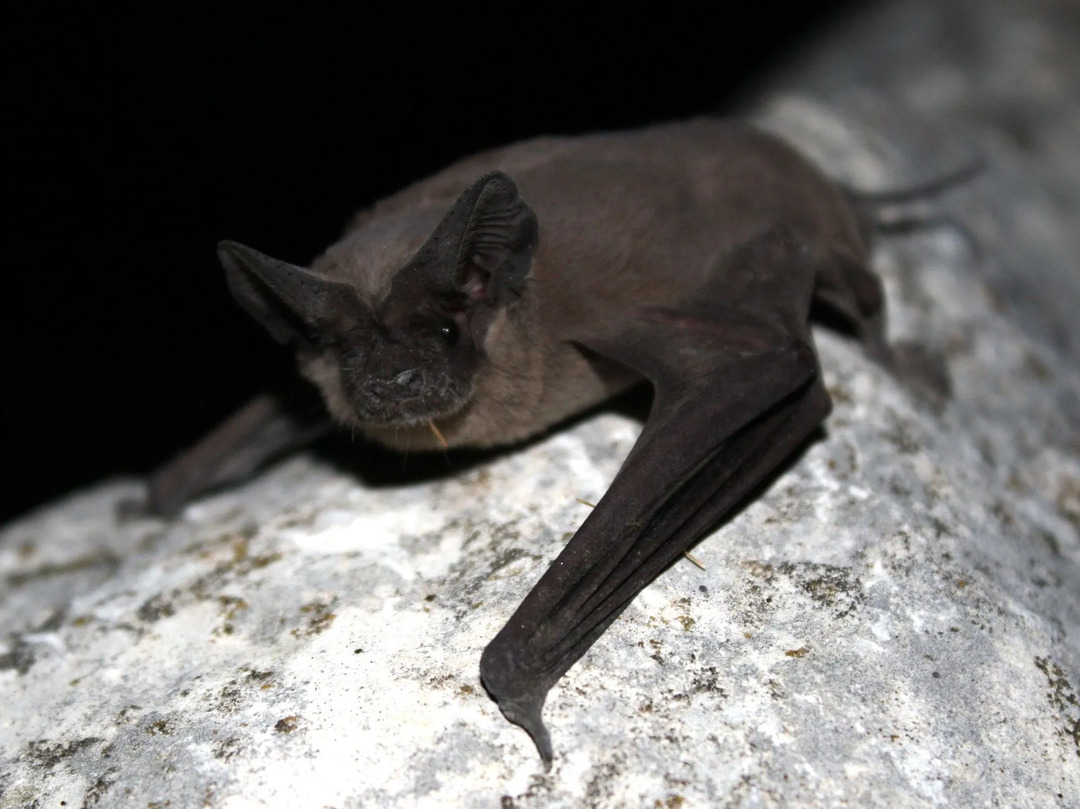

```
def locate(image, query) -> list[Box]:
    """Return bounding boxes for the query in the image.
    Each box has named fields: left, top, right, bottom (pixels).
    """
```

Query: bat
left=147, top=118, right=962, bottom=765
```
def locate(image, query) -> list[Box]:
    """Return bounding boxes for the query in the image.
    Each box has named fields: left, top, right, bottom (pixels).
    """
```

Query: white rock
left=3, top=0, right=1078, bottom=805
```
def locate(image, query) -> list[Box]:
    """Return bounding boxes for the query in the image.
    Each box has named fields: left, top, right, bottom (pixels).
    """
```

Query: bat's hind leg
left=811, top=254, right=889, bottom=358
left=812, top=255, right=950, bottom=401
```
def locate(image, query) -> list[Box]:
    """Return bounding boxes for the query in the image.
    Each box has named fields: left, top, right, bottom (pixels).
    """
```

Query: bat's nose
left=361, top=368, right=423, bottom=409
left=392, top=369, right=417, bottom=387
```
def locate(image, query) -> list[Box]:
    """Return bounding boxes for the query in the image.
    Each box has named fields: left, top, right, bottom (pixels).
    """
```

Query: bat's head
left=219, top=171, right=538, bottom=431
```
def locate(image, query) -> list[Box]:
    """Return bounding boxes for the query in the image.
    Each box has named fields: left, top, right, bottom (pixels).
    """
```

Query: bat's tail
left=843, top=156, right=986, bottom=207
left=845, top=156, right=985, bottom=253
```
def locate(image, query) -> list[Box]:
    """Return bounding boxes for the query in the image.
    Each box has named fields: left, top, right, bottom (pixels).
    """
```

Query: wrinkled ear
left=399, top=171, right=538, bottom=307
left=219, top=241, right=358, bottom=344
left=458, top=171, right=539, bottom=304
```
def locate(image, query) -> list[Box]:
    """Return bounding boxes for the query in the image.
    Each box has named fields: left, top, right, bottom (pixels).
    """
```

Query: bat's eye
left=438, top=321, right=458, bottom=345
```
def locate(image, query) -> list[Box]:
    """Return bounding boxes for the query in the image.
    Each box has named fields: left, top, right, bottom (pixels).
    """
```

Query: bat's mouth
left=354, top=395, right=470, bottom=452
left=354, top=401, right=459, bottom=427
left=351, top=376, right=470, bottom=427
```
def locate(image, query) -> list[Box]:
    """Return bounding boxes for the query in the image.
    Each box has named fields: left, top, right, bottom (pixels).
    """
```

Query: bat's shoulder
left=348, top=118, right=806, bottom=232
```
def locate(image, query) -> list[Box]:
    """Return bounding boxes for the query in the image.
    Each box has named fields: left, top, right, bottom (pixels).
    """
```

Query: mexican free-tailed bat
left=148, top=118, right=963, bottom=765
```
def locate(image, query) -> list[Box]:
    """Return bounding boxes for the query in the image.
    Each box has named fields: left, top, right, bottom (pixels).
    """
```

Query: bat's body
left=149, top=118, right=942, bottom=765
left=301, top=120, right=867, bottom=452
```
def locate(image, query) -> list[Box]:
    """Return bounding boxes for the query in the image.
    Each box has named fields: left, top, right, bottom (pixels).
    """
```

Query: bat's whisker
left=428, top=419, right=449, bottom=448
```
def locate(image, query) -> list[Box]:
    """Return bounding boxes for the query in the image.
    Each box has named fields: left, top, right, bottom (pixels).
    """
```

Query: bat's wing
left=479, top=225, right=834, bottom=765
left=146, top=388, right=332, bottom=516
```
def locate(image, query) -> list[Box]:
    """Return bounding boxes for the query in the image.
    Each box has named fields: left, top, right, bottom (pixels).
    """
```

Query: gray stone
left=2, top=0, right=1078, bottom=805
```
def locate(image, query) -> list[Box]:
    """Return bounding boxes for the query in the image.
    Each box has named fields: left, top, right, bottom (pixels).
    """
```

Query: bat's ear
left=401, top=171, right=538, bottom=307
left=456, top=171, right=539, bottom=304
left=218, top=241, right=358, bottom=344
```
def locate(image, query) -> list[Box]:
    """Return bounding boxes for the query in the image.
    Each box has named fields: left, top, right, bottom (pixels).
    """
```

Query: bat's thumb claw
left=480, top=643, right=555, bottom=766
left=494, top=692, right=553, bottom=767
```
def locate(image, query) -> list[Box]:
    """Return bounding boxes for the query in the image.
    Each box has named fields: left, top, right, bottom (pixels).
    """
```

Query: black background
left=6, top=1, right=864, bottom=523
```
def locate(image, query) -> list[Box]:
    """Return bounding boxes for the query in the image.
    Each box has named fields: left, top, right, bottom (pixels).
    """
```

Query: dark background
left=5, top=1, right=864, bottom=523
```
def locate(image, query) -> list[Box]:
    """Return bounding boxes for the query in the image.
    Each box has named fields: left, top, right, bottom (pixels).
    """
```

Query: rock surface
left=3, top=0, right=1079, bottom=806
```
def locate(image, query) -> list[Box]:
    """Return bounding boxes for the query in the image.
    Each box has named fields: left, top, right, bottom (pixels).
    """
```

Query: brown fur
left=295, top=118, right=866, bottom=451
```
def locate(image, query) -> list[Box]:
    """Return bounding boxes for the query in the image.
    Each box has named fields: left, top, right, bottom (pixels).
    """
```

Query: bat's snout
left=354, top=369, right=425, bottom=415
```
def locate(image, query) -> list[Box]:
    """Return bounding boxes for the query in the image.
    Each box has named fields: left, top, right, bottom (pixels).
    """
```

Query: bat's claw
left=493, top=691, right=553, bottom=769
left=888, top=340, right=952, bottom=410
left=480, top=644, right=554, bottom=767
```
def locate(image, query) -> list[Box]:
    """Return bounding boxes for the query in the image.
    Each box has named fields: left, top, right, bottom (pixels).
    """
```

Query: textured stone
left=2, top=0, right=1078, bottom=806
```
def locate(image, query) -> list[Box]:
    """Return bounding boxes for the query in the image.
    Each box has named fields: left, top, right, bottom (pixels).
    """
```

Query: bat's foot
left=889, top=340, right=952, bottom=410
left=115, top=494, right=163, bottom=521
